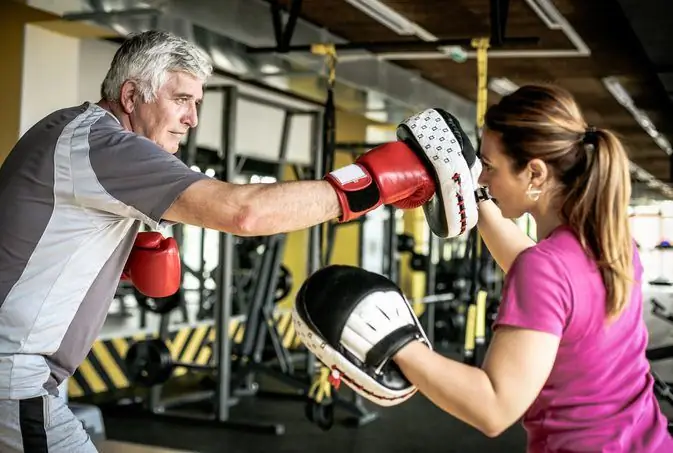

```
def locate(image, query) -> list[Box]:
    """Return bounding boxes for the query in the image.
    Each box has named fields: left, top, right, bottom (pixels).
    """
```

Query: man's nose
left=184, top=102, right=199, bottom=128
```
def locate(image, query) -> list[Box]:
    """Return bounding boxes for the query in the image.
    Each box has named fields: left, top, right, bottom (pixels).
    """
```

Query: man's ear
left=119, top=80, right=139, bottom=115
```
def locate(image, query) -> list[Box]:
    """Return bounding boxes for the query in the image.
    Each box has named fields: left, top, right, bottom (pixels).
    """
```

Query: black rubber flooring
left=101, top=386, right=528, bottom=453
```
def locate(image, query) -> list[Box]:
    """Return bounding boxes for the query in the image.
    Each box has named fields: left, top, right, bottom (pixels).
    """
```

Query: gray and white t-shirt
left=0, top=102, right=210, bottom=399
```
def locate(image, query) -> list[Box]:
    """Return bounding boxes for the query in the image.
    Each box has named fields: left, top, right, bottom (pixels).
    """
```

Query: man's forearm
left=234, top=180, right=342, bottom=236
left=393, top=341, right=501, bottom=436
left=477, top=200, right=535, bottom=273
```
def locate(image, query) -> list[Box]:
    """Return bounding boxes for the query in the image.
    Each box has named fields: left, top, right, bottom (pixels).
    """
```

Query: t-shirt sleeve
left=493, top=247, right=573, bottom=337
left=73, top=127, right=211, bottom=229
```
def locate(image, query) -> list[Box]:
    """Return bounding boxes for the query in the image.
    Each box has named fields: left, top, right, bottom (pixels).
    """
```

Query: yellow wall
left=1, top=2, right=116, bottom=166
left=0, top=2, right=25, bottom=164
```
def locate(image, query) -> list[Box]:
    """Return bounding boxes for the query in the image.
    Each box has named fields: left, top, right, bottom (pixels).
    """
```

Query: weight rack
left=118, top=83, right=378, bottom=434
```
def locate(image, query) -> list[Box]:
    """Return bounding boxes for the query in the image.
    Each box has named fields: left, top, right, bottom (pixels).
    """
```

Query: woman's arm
left=393, top=246, right=568, bottom=437
left=477, top=199, right=536, bottom=273
left=393, top=326, right=560, bottom=437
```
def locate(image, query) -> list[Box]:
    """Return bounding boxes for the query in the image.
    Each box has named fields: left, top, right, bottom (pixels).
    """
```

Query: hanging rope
left=463, top=38, right=491, bottom=366
left=311, top=43, right=337, bottom=179
left=307, top=45, right=341, bottom=393
left=311, top=44, right=338, bottom=87
left=311, top=44, right=338, bottom=266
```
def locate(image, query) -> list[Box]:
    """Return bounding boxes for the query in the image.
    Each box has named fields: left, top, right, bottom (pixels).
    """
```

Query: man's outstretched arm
left=163, top=141, right=436, bottom=236
left=163, top=178, right=341, bottom=236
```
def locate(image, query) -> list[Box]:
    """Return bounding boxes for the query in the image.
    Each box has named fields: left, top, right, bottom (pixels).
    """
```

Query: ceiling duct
left=53, top=0, right=476, bottom=127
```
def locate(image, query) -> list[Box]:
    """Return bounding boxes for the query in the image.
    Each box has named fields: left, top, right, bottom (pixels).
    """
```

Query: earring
left=526, top=183, right=542, bottom=202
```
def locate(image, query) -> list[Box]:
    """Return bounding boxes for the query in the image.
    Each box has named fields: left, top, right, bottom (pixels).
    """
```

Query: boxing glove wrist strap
left=325, top=164, right=382, bottom=222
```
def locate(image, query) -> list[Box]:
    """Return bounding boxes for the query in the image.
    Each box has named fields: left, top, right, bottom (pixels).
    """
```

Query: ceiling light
left=345, top=0, right=438, bottom=42
left=439, top=46, right=468, bottom=63
left=259, top=64, right=282, bottom=75
left=488, top=77, right=519, bottom=96
left=603, top=77, right=672, bottom=156
left=603, top=76, right=634, bottom=108
left=524, top=0, right=562, bottom=29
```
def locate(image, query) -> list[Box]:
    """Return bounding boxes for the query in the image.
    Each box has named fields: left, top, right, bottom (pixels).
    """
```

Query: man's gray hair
left=101, top=30, right=213, bottom=102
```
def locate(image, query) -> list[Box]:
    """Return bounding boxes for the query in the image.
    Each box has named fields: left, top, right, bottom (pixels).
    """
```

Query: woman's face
left=478, top=129, right=533, bottom=219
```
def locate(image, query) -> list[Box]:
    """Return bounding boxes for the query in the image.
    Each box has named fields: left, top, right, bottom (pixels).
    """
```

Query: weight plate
left=134, top=288, right=182, bottom=314
left=314, top=402, right=334, bottom=431
left=124, top=338, right=174, bottom=387
left=274, top=265, right=293, bottom=302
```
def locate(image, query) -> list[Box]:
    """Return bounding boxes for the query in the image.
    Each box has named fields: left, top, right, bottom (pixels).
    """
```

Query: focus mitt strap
left=292, top=265, right=431, bottom=407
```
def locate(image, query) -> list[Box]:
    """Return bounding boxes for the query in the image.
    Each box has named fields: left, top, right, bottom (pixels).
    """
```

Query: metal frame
left=247, top=0, right=526, bottom=56
left=247, top=37, right=539, bottom=55
left=123, top=86, right=318, bottom=434
left=304, top=112, right=380, bottom=428
left=121, top=80, right=379, bottom=432
left=424, top=229, right=438, bottom=346
left=269, top=0, right=303, bottom=53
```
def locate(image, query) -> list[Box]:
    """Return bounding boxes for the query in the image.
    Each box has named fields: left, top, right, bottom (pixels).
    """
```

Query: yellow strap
left=464, top=304, right=477, bottom=352
left=471, top=37, right=490, bottom=129
left=311, top=43, right=338, bottom=87
left=475, top=290, right=488, bottom=340
left=308, top=365, right=332, bottom=403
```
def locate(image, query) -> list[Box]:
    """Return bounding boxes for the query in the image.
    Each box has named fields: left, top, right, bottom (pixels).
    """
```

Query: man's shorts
left=0, top=394, right=98, bottom=452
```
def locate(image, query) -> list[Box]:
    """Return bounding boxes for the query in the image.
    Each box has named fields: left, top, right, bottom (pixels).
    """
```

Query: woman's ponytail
left=561, top=129, right=634, bottom=318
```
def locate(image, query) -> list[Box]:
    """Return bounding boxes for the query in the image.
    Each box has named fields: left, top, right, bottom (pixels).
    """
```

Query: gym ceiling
left=265, top=0, right=673, bottom=200
left=27, top=0, right=673, bottom=201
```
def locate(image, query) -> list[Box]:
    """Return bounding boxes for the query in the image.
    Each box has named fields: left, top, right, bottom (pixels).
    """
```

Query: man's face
left=126, top=71, right=203, bottom=153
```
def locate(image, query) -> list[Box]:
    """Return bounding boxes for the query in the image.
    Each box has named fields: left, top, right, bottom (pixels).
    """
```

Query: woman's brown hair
left=484, top=84, right=634, bottom=318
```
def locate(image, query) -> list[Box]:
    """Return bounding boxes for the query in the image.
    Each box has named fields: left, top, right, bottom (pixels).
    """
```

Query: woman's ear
left=527, top=158, right=549, bottom=187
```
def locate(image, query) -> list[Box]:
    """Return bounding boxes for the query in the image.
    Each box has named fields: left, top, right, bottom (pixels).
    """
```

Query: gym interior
left=4, top=0, right=673, bottom=452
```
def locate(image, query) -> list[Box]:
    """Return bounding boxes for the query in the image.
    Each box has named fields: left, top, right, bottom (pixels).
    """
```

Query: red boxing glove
left=123, top=232, right=181, bottom=298
left=324, top=141, right=436, bottom=222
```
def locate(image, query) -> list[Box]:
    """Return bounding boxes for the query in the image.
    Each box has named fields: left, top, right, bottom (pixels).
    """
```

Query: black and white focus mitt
left=292, top=265, right=431, bottom=407
left=397, top=108, right=483, bottom=238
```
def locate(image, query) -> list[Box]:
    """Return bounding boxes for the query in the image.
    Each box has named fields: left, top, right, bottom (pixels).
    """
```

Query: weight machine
left=118, top=85, right=318, bottom=434
left=644, top=297, right=673, bottom=434
left=118, top=82, right=378, bottom=434
left=647, top=298, right=673, bottom=406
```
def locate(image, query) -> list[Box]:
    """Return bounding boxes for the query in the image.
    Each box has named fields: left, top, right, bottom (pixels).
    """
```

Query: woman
left=392, top=84, right=673, bottom=452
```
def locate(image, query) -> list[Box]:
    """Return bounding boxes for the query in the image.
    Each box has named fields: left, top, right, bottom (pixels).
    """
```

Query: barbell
left=124, top=338, right=215, bottom=387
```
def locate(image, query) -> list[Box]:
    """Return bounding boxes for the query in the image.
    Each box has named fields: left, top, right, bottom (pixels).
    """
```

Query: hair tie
left=583, top=125, right=598, bottom=145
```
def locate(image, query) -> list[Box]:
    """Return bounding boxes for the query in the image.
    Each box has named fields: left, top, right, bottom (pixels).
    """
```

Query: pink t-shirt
left=494, top=225, right=673, bottom=453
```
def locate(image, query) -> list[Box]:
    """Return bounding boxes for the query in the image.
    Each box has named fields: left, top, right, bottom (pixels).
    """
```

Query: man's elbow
left=230, top=205, right=260, bottom=236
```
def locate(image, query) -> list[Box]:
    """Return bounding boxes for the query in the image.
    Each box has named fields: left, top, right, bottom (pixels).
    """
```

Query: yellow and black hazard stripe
left=69, top=309, right=303, bottom=399
left=69, top=332, right=151, bottom=398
